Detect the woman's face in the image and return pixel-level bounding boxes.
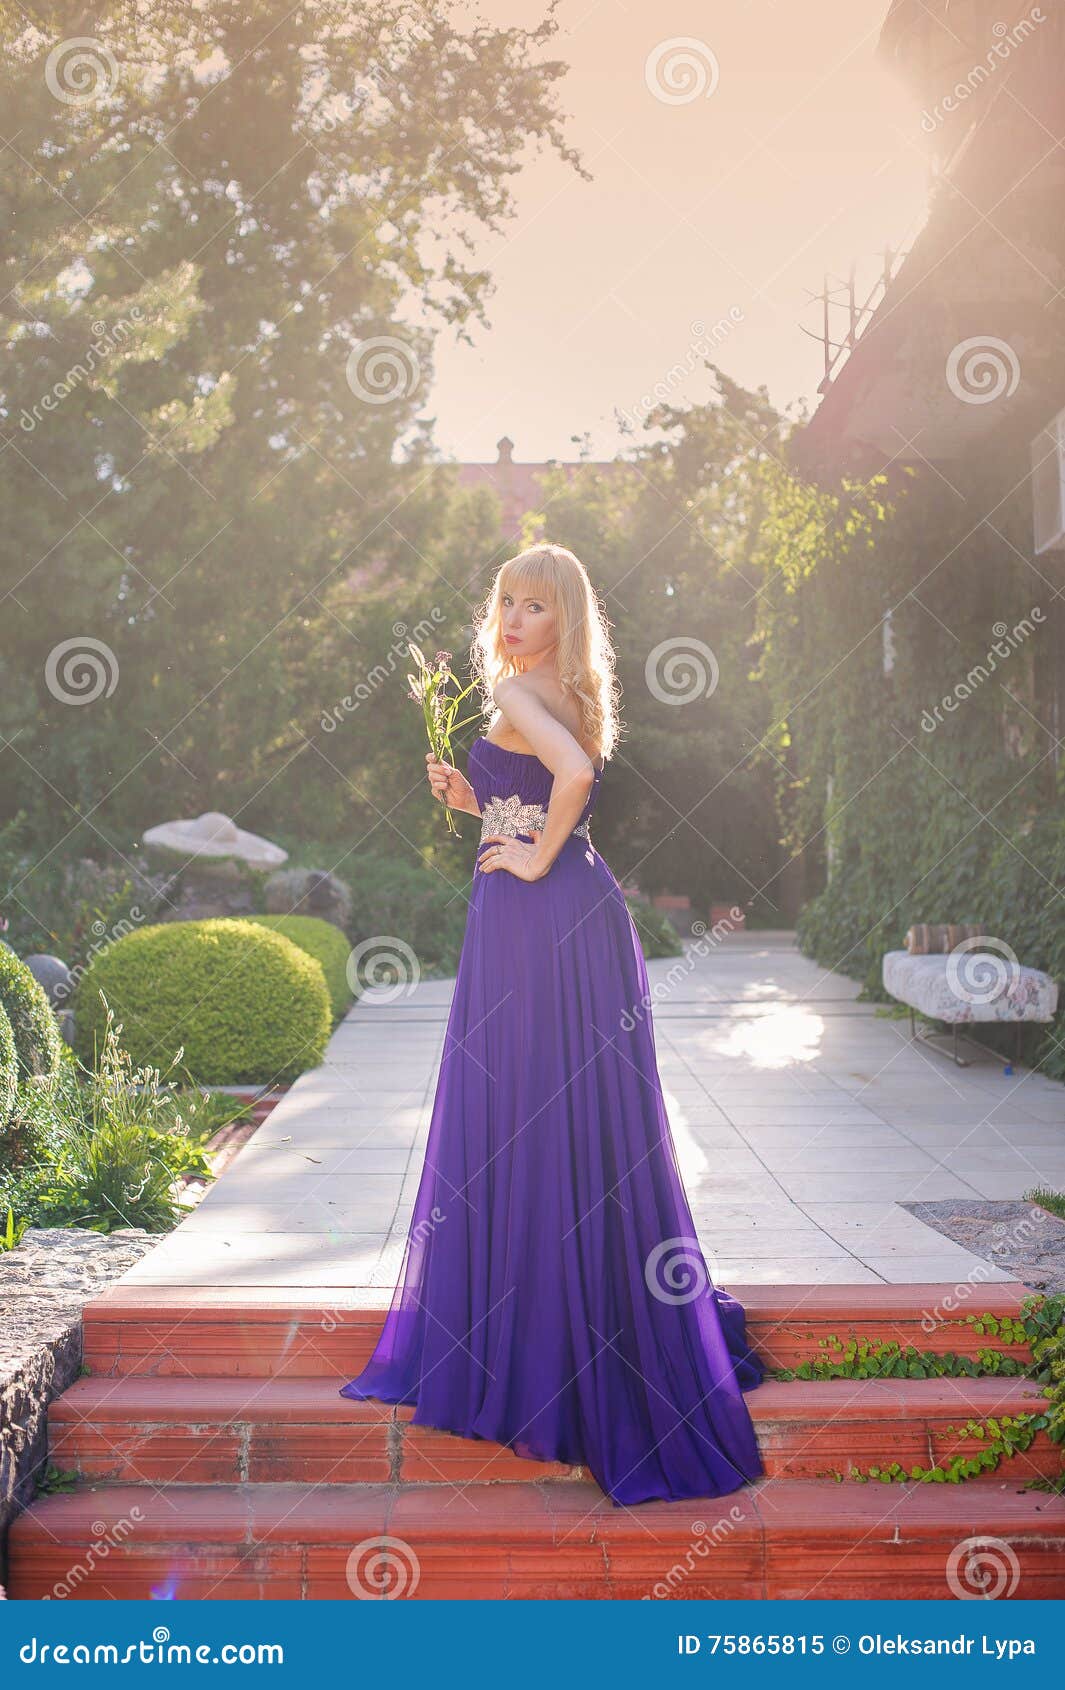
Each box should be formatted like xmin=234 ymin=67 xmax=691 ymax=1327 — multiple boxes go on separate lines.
xmin=498 ymin=585 xmax=557 ymax=663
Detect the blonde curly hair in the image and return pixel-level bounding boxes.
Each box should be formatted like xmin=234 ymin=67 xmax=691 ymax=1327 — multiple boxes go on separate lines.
xmin=471 ymin=544 xmax=621 ymax=759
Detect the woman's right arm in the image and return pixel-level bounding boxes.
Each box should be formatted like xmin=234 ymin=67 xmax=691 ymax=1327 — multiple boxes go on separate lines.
xmin=425 ymin=752 xmax=480 ymax=817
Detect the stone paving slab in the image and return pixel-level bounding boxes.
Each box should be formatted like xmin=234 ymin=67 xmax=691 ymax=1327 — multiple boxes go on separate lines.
xmin=110 ymin=934 xmax=1065 ymax=1291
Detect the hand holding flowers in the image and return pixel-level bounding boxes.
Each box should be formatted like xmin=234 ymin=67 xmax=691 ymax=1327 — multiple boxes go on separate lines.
xmin=407 ymin=645 xmax=479 ymax=835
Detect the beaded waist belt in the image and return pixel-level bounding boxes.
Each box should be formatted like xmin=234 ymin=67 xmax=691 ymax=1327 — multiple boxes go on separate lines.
xmin=479 ymin=793 xmax=590 ymax=843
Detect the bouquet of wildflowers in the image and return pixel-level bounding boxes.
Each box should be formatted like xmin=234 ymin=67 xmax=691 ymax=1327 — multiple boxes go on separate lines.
xmin=407 ymin=644 xmax=478 ymax=835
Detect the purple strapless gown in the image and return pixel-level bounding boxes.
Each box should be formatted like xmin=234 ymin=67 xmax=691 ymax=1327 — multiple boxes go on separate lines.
xmin=339 ymin=736 xmax=764 ymax=1505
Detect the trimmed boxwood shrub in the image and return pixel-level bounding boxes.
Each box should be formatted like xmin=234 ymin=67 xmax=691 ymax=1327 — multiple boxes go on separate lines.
xmin=0 ymin=946 xmax=63 ymax=1082
xmin=0 ymin=1003 xmax=16 ymax=1123
xmin=73 ymin=919 xmax=332 ymax=1084
xmin=243 ymin=915 xmax=353 ymax=1020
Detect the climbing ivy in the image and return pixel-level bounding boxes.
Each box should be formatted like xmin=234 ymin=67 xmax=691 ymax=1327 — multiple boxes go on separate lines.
xmin=778 ymin=1340 xmax=1027 ymax=1383
xmin=839 ymin=1413 xmax=1048 ymax=1486
xmin=752 ymin=444 xmax=1065 ymax=1076
xmin=779 ymin=1294 xmax=1065 ymax=1488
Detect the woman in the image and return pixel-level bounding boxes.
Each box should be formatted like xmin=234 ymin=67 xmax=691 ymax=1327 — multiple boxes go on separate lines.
xmin=339 ymin=544 xmax=764 ymax=1505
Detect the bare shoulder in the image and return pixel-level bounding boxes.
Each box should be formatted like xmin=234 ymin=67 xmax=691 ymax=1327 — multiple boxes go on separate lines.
xmin=494 ymin=670 xmax=565 ymax=708
xmin=490 ymin=673 xmax=528 ymax=705
xmin=492 ymin=672 xmax=598 ymax=759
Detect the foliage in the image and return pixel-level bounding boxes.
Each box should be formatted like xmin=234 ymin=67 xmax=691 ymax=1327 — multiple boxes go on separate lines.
xmin=0 ymin=1001 xmax=15 ymax=1124
xmin=625 ymin=898 xmax=682 ymax=959
xmin=777 ymin=1338 xmax=1027 ymax=1383
xmin=0 ymin=0 xmax=581 ymax=865
xmin=2 ymin=1055 xmax=74 ymax=1178
xmin=0 ymin=1205 xmax=29 ymax=1251
xmin=1 ymin=1063 xmax=233 ymax=1239
xmin=0 ymin=815 xmax=166 ymax=973
xmin=1026 ymin=1291 xmax=1065 ymax=1451
xmin=784 ymin=1296 xmax=1065 ymax=1489
xmin=181 ymin=1089 xmax=253 ymax=1138
xmin=520 ymin=374 xmax=790 ymax=911
xmin=0 ymin=1066 xmax=67 ymax=1224
xmin=1028 ymin=1187 xmax=1065 ymax=1220
xmin=0 ymin=1162 xmax=39 ymax=1232
xmin=752 ymin=446 xmax=1065 ymax=1074
xmin=35 ymin=1466 xmax=79 ymax=1496
xmin=244 ymin=914 xmax=353 ymax=1020
xmin=4 ymin=1003 xmax=212 ymax=1233
xmin=407 ymin=644 xmax=479 ymax=835
xmin=0 ymin=945 xmax=63 ymax=1082
xmin=347 ymin=854 xmax=473 ymax=978
xmin=73 ymin=919 xmax=332 ymax=1084
xmin=838 ymin=1410 xmax=1044 ymax=1486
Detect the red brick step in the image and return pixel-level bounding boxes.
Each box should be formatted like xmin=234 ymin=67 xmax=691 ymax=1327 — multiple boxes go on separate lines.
xmin=46 ymin=1378 xmax=578 ymax=1486
xmin=13 ymin=1279 xmax=1056 ymax=1603
xmin=9 ymin=1478 xmax=1065 ymax=1601
xmin=80 ymin=1282 xmax=1037 ymax=1377
xmin=48 ymin=1375 xmax=1057 ymax=1488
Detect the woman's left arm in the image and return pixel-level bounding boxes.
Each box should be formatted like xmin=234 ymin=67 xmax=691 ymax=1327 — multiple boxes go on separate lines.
xmin=477 ymin=680 xmax=596 ymax=883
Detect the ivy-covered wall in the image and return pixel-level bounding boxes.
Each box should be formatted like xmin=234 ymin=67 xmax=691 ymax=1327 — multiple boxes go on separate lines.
xmin=754 ymin=445 xmax=1065 ymax=1077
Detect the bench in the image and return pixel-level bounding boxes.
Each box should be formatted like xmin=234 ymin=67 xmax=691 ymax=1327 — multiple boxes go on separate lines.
xmin=882 ymin=947 xmax=1059 ymax=1067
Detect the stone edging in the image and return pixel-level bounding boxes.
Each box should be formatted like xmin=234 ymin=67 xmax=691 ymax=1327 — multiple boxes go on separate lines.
xmin=0 ymin=1086 xmax=289 ymax=1586
xmin=0 ymin=1228 xmax=159 ymax=1585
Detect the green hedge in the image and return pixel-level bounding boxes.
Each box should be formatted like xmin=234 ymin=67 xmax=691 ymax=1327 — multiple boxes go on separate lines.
xmin=243 ymin=914 xmax=353 ymax=1020
xmin=74 ymin=919 xmax=332 ymax=1084
xmin=625 ymin=898 xmax=682 ymax=960
xmin=344 ymin=855 xmax=684 ymax=979
xmin=347 ymin=855 xmax=472 ymax=977
xmin=0 ymin=1004 xmax=16 ymax=1123
xmin=0 ymin=946 xmax=63 ymax=1082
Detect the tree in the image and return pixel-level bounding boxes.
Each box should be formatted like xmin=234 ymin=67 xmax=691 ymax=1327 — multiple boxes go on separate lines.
xmin=0 ymin=0 xmax=577 ymax=896
xmin=526 ymin=373 xmax=790 ymax=916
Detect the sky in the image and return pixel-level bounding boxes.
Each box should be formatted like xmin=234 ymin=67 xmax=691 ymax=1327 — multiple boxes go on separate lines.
xmin=419 ymin=0 xmax=931 ymax=464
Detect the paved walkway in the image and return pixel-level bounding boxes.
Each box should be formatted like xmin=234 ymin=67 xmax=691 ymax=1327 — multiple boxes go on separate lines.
xmin=119 ymin=934 xmax=1065 ymax=1292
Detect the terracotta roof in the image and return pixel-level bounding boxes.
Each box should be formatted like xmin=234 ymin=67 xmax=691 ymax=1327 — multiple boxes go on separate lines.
xmin=453 ymin=436 xmax=624 ymax=537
